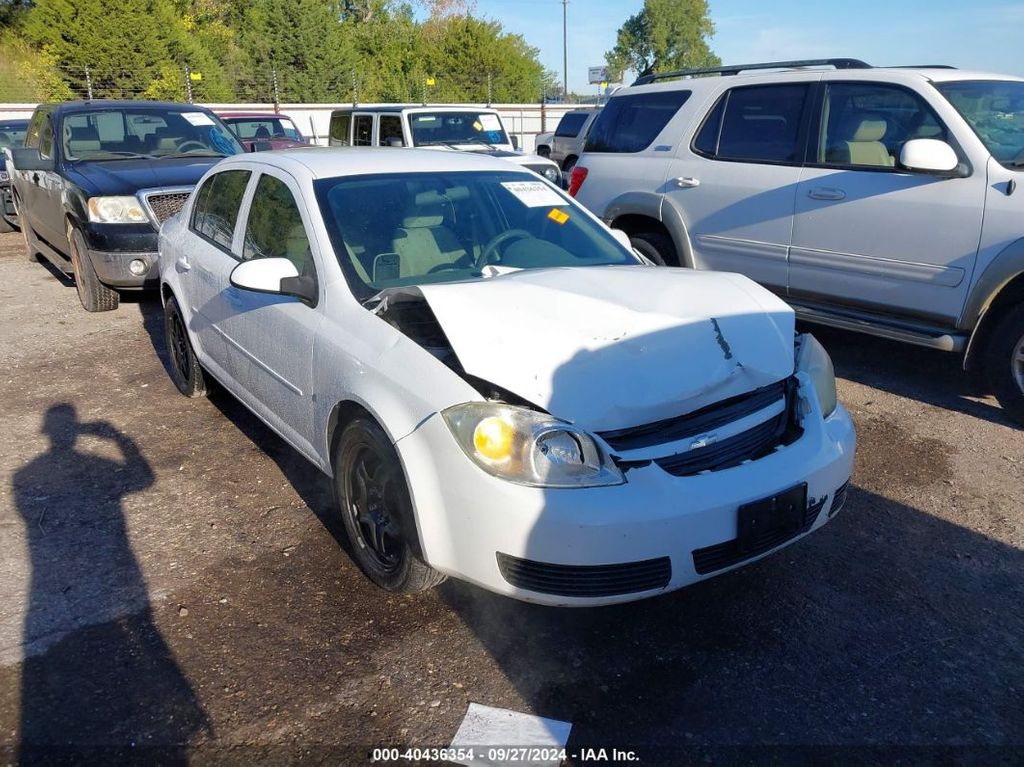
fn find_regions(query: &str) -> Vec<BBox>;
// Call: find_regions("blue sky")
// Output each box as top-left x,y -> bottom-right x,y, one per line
459,0 -> 1024,93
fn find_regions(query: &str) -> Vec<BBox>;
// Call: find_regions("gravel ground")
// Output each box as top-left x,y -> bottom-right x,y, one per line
0,230 -> 1020,764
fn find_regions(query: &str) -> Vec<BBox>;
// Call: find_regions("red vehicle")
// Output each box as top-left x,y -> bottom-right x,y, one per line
217,112 -> 310,151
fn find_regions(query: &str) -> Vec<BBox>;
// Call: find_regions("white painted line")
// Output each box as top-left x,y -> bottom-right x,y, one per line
450,703 -> 573,766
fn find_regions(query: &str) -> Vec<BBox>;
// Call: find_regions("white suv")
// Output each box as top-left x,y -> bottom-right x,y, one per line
536,107 -> 601,170
570,59 -> 1024,424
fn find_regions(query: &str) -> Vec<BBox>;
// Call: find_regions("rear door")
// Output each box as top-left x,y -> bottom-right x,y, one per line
790,81 -> 985,325
180,167 -> 252,381
665,81 -> 816,292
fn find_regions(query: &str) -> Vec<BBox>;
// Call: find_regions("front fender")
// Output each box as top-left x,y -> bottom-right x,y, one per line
603,190 -> 694,267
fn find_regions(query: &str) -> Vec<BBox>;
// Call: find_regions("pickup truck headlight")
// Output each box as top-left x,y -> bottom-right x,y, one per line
796,334 -> 837,417
87,196 -> 148,224
442,402 -> 624,488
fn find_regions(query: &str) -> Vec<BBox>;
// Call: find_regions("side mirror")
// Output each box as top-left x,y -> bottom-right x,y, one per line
229,257 -> 316,304
510,135 -> 520,151
10,147 -> 54,172
899,139 -> 960,175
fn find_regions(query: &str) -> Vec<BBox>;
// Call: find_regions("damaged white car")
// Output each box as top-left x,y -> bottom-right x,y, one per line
158,149 -> 855,606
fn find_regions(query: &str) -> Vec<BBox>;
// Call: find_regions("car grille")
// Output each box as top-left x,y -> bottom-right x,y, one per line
144,191 -> 192,224
497,553 -> 671,597
599,379 -> 789,452
691,495 -> 828,575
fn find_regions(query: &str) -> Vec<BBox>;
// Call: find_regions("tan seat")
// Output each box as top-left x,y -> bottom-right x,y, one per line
827,117 -> 894,167
390,202 -> 467,278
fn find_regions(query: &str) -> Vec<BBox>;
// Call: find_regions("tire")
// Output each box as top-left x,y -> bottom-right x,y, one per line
333,418 -> 446,593
629,232 -> 678,267
0,215 -> 14,234
69,225 -> 119,311
537,145 -> 551,158
983,303 -> 1024,425
562,155 -> 577,172
164,296 -> 208,398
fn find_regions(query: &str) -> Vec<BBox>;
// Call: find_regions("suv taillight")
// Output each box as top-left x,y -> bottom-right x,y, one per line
568,166 -> 588,197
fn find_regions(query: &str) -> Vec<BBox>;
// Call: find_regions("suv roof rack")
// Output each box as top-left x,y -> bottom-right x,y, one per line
632,58 -> 871,86
889,64 -> 957,69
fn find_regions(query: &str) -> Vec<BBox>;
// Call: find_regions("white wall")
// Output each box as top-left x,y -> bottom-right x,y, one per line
0,102 -> 579,154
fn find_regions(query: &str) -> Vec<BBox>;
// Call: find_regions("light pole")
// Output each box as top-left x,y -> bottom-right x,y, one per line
562,0 -> 568,100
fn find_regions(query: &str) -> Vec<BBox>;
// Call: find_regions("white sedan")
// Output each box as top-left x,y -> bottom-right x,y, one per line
158,148 -> 855,606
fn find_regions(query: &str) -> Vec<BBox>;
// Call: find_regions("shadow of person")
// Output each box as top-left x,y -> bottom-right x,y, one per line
13,404 -> 209,760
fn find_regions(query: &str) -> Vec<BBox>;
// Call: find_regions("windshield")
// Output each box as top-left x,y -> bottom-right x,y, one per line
315,170 -> 639,300
224,116 -> 304,142
409,112 -> 509,147
937,80 -> 1024,168
0,122 -> 28,149
62,108 -> 244,161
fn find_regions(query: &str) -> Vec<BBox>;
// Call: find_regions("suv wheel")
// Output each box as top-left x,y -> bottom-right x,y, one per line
629,232 -> 678,267
69,225 -> 119,311
333,418 -> 446,594
984,303 -> 1024,425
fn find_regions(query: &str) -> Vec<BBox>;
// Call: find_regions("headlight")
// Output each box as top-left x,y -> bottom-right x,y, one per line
87,196 -> 148,224
541,165 -> 561,183
796,334 -> 837,417
0,170 -> 9,182
442,402 -> 624,488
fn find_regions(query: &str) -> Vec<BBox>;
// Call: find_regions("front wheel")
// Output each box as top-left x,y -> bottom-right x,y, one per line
69,225 -> 119,311
984,304 -> 1024,425
333,418 -> 446,593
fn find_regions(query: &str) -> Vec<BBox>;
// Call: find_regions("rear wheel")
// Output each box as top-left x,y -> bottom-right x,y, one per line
333,418 -> 446,593
69,225 -> 119,311
628,232 -> 678,267
164,296 -> 207,398
983,303 -> 1024,425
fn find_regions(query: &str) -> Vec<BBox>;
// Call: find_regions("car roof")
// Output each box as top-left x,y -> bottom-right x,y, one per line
331,104 -> 502,114
43,100 -> 218,115
215,147 -> 541,180
219,112 -> 293,119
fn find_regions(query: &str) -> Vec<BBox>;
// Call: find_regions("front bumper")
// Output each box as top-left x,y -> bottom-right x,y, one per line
82,223 -> 160,289
395,378 -> 856,606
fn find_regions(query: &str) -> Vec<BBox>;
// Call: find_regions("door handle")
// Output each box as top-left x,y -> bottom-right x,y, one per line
674,176 -> 700,188
808,187 -> 846,201
175,256 -> 191,272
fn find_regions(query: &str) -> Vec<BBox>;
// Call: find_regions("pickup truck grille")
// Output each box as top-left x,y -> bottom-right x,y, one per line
143,191 -> 192,225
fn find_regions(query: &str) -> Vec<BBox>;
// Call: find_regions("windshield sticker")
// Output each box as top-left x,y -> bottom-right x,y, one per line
501,181 -> 565,208
472,120 -> 483,132
182,112 -> 215,127
479,114 -> 502,132
547,208 -> 570,225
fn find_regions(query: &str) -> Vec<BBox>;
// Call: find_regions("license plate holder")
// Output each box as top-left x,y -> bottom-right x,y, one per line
737,483 -> 807,552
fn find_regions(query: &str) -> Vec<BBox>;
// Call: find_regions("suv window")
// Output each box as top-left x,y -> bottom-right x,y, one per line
586,91 -> 691,153
190,169 -> 251,251
242,174 -> 315,282
816,82 -> 948,169
555,112 -> 589,137
330,113 -> 351,146
379,115 -> 404,146
694,84 -> 810,164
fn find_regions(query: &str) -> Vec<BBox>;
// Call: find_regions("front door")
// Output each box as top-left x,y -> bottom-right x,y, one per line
667,81 -> 816,293
790,81 -> 986,326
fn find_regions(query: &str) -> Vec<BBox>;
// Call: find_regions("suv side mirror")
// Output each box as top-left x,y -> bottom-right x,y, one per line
899,139 -> 960,175
230,257 -> 316,304
10,147 -> 54,172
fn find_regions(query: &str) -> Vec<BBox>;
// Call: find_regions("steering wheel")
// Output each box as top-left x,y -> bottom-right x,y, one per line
176,141 -> 207,153
476,229 -> 533,269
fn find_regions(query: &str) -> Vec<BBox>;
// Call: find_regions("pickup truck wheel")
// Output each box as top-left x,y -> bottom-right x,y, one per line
164,296 -> 207,398
0,215 -> 14,234
629,232 -> 678,267
69,226 -> 119,311
333,418 -> 446,594
984,304 -> 1024,425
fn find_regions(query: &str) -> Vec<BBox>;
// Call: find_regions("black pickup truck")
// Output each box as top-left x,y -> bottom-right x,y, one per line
10,101 -> 243,311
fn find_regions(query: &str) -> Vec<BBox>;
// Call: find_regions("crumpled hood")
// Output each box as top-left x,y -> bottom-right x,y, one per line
416,266 -> 796,431
66,156 -> 226,196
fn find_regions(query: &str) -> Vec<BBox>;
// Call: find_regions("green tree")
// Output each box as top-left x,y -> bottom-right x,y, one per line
605,0 -> 719,80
